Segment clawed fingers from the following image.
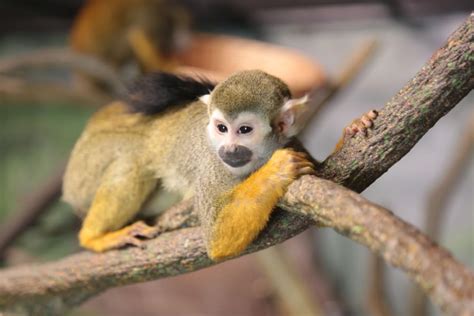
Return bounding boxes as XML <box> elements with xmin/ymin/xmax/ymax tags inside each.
<box><xmin>271</xmin><ymin>148</ymin><xmax>315</xmax><ymax>182</ymax></box>
<box><xmin>288</xmin><ymin>151</ymin><xmax>309</xmax><ymax>160</ymax></box>
<box><xmin>344</xmin><ymin>109</ymin><xmax>379</xmax><ymax>139</ymax></box>
<box><xmin>297</xmin><ymin>166</ymin><xmax>315</xmax><ymax>176</ymax></box>
<box><xmin>107</xmin><ymin>235</ymin><xmax>145</xmax><ymax>249</ymax></box>
<box><xmin>128</xmin><ymin>221</ymin><xmax>159</xmax><ymax>239</ymax></box>
<box><xmin>367</xmin><ymin>109</ymin><xmax>378</xmax><ymax>119</ymax></box>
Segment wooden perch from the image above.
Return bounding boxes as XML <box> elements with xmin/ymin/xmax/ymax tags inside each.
<box><xmin>0</xmin><ymin>12</ymin><xmax>473</xmax><ymax>316</ymax></box>
<box><xmin>0</xmin><ymin>48</ymin><xmax>125</xmax><ymax>105</ymax></box>
<box><xmin>410</xmin><ymin>112</ymin><xmax>474</xmax><ymax>316</ymax></box>
<box><xmin>0</xmin><ymin>48</ymin><xmax>125</xmax><ymax>95</ymax></box>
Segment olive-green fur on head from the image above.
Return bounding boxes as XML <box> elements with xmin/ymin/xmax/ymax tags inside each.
<box><xmin>210</xmin><ymin>70</ymin><xmax>291</xmax><ymax>120</ymax></box>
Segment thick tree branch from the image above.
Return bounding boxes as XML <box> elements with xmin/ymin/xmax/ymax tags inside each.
<box><xmin>0</xmin><ymin>12</ymin><xmax>473</xmax><ymax>316</ymax></box>
<box><xmin>410</xmin><ymin>111</ymin><xmax>474</xmax><ymax>316</ymax></box>
<box><xmin>281</xmin><ymin>177</ymin><xmax>474</xmax><ymax>314</ymax></box>
<box><xmin>319</xmin><ymin>12</ymin><xmax>474</xmax><ymax>191</ymax></box>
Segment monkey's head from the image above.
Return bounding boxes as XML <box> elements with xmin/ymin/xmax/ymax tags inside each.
<box><xmin>200</xmin><ymin>70</ymin><xmax>311</xmax><ymax>177</ymax></box>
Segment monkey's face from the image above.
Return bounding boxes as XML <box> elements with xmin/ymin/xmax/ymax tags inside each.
<box><xmin>207</xmin><ymin>109</ymin><xmax>280</xmax><ymax>177</ymax></box>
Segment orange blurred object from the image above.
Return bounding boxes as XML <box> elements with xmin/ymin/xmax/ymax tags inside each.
<box><xmin>176</xmin><ymin>33</ymin><xmax>326</xmax><ymax>97</ymax></box>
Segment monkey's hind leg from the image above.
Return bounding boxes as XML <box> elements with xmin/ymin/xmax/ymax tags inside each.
<box><xmin>79</xmin><ymin>162</ymin><xmax>158</xmax><ymax>252</ymax></box>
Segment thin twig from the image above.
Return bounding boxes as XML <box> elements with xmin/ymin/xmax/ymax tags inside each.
<box><xmin>306</xmin><ymin>231</ymin><xmax>348</xmax><ymax>315</ymax></box>
<box><xmin>0</xmin><ymin>167</ymin><xmax>65</xmax><ymax>260</ymax></box>
<box><xmin>0</xmin><ymin>48</ymin><xmax>125</xmax><ymax>96</ymax></box>
<box><xmin>0</xmin><ymin>79</ymin><xmax>111</xmax><ymax>106</ymax></box>
<box><xmin>256</xmin><ymin>247</ymin><xmax>323</xmax><ymax>316</ymax></box>
<box><xmin>366</xmin><ymin>255</ymin><xmax>394</xmax><ymax>316</ymax></box>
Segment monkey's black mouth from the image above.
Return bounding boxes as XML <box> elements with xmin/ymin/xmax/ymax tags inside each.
<box><xmin>218</xmin><ymin>146</ymin><xmax>252</xmax><ymax>168</ymax></box>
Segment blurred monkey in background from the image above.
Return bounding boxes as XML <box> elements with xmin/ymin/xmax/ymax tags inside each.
<box><xmin>70</xmin><ymin>0</ymin><xmax>190</xmax><ymax>92</ymax></box>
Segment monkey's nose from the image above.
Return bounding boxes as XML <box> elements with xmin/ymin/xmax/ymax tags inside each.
<box><xmin>228</xmin><ymin>144</ymin><xmax>238</xmax><ymax>153</ymax></box>
<box><xmin>218</xmin><ymin>145</ymin><xmax>252</xmax><ymax>168</ymax></box>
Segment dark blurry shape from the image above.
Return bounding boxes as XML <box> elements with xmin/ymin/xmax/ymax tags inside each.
<box><xmin>181</xmin><ymin>0</ymin><xmax>263</xmax><ymax>36</ymax></box>
<box><xmin>1</xmin><ymin>0</ymin><xmax>473</xmax><ymax>33</ymax></box>
<box><xmin>366</xmin><ymin>255</ymin><xmax>394</xmax><ymax>316</ymax></box>
<box><xmin>0</xmin><ymin>1</ymin><xmax>78</xmax><ymax>33</ymax></box>
<box><xmin>126</xmin><ymin>71</ymin><xmax>215</xmax><ymax>115</ymax></box>
<box><xmin>410</xmin><ymin>112</ymin><xmax>474</xmax><ymax>316</ymax></box>
<box><xmin>0</xmin><ymin>167</ymin><xmax>64</xmax><ymax>261</ymax></box>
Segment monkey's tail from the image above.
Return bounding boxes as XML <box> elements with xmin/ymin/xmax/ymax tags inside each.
<box><xmin>125</xmin><ymin>72</ymin><xmax>215</xmax><ymax>115</ymax></box>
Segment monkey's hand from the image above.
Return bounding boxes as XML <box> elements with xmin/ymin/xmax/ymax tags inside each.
<box><xmin>334</xmin><ymin>109</ymin><xmax>378</xmax><ymax>152</ymax></box>
<box><xmin>208</xmin><ymin>149</ymin><xmax>314</xmax><ymax>261</ymax></box>
<box><xmin>267</xmin><ymin>149</ymin><xmax>315</xmax><ymax>188</ymax></box>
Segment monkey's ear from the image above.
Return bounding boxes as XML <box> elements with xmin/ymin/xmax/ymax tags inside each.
<box><xmin>275</xmin><ymin>94</ymin><xmax>310</xmax><ymax>138</ymax></box>
<box><xmin>199</xmin><ymin>94</ymin><xmax>211</xmax><ymax>105</ymax></box>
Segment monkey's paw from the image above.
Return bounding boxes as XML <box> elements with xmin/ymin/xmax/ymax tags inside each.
<box><xmin>343</xmin><ymin>109</ymin><xmax>378</xmax><ymax>139</ymax></box>
<box><xmin>269</xmin><ymin>149</ymin><xmax>314</xmax><ymax>185</ymax></box>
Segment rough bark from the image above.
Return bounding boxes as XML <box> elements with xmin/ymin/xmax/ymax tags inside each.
<box><xmin>319</xmin><ymin>12</ymin><xmax>474</xmax><ymax>191</ymax></box>
<box><xmin>410</xmin><ymin>112</ymin><xmax>474</xmax><ymax>316</ymax></box>
<box><xmin>0</xmin><ymin>12</ymin><xmax>473</xmax><ymax>316</ymax></box>
<box><xmin>282</xmin><ymin>177</ymin><xmax>474</xmax><ymax>314</ymax></box>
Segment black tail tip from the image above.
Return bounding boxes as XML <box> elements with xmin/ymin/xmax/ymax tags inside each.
<box><xmin>125</xmin><ymin>72</ymin><xmax>215</xmax><ymax>115</ymax></box>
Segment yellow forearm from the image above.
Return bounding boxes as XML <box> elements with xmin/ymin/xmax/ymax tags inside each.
<box><xmin>208</xmin><ymin>163</ymin><xmax>285</xmax><ymax>260</ymax></box>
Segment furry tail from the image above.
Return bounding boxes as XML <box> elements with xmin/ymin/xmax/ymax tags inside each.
<box><xmin>125</xmin><ymin>72</ymin><xmax>215</xmax><ymax>115</ymax></box>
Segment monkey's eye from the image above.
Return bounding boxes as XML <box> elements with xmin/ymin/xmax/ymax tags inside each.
<box><xmin>217</xmin><ymin>124</ymin><xmax>228</xmax><ymax>133</ymax></box>
<box><xmin>238</xmin><ymin>126</ymin><xmax>253</xmax><ymax>134</ymax></box>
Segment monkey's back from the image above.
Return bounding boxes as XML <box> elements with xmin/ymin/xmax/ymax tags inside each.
<box><xmin>62</xmin><ymin>102</ymin><xmax>149</xmax><ymax>213</ymax></box>
<box><xmin>62</xmin><ymin>100</ymin><xmax>214</xmax><ymax>215</ymax></box>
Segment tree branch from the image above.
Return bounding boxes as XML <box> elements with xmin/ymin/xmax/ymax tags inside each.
<box><xmin>281</xmin><ymin>177</ymin><xmax>474</xmax><ymax>314</ymax></box>
<box><xmin>0</xmin><ymin>12</ymin><xmax>472</xmax><ymax>316</ymax></box>
<box><xmin>410</xmin><ymin>111</ymin><xmax>474</xmax><ymax>316</ymax></box>
<box><xmin>0</xmin><ymin>48</ymin><xmax>126</xmax><ymax>96</ymax></box>
<box><xmin>319</xmin><ymin>12</ymin><xmax>474</xmax><ymax>191</ymax></box>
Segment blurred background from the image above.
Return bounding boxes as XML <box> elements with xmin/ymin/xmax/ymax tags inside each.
<box><xmin>0</xmin><ymin>1</ymin><xmax>472</xmax><ymax>316</ymax></box>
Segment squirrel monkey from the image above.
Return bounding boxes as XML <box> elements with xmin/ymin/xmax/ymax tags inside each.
<box><xmin>70</xmin><ymin>0</ymin><xmax>189</xmax><ymax>90</ymax></box>
<box><xmin>63</xmin><ymin>70</ymin><xmax>377</xmax><ymax>261</ymax></box>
